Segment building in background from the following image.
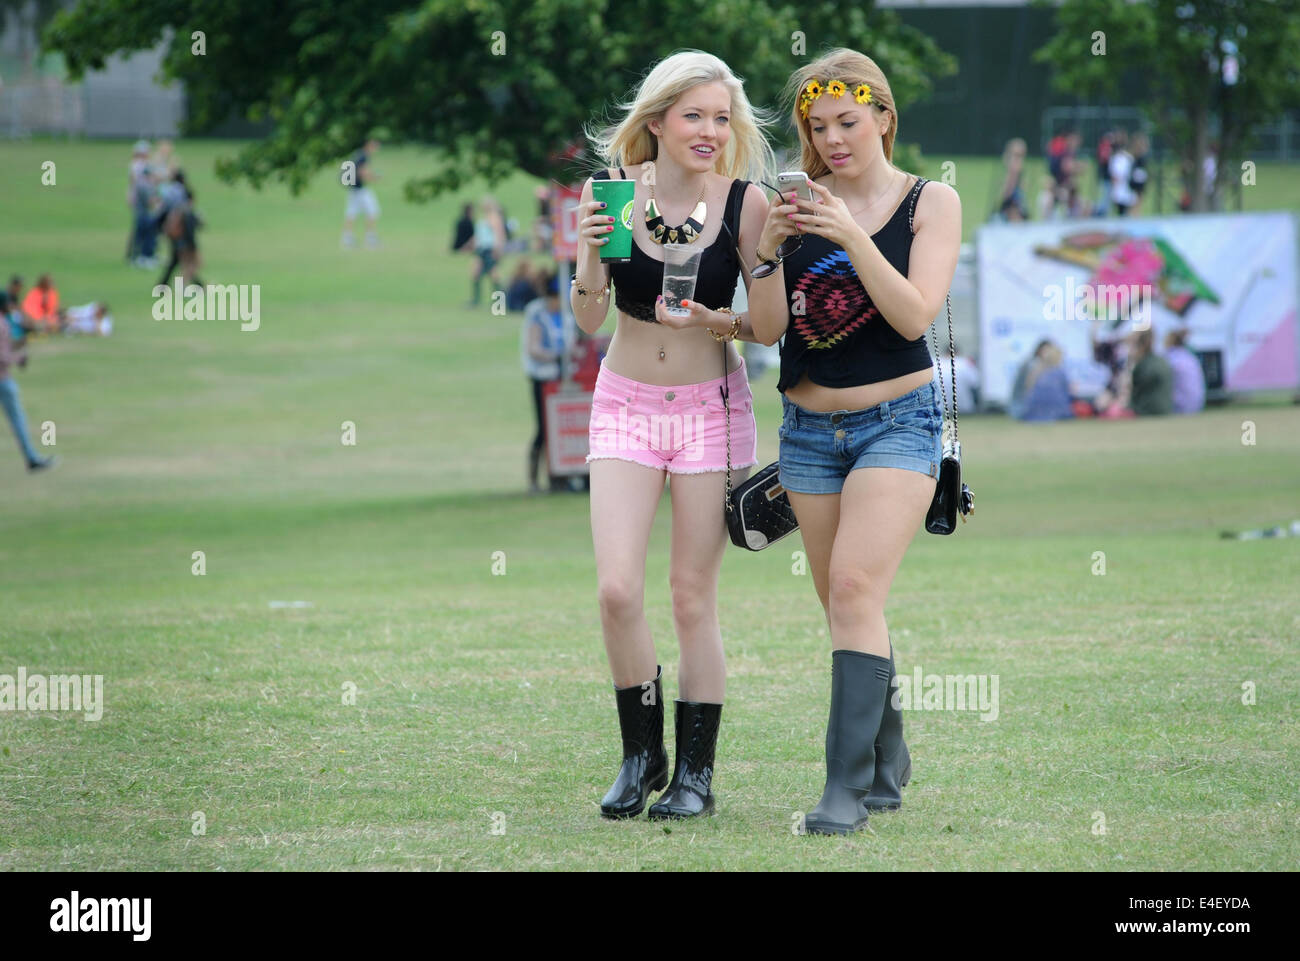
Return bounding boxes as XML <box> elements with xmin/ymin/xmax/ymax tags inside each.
<box><xmin>1</xmin><ymin>0</ymin><xmax>182</xmax><ymax>138</ymax></box>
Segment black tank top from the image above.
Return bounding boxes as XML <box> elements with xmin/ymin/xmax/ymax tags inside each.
<box><xmin>592</xmin><ymin>168</ymin><xmax>748</xmax><ymax>324</ymax></box>
<box><xmin>777</xmin><ymin>175</ymin><xmax>934</xmax><ymax>392</ymax></box>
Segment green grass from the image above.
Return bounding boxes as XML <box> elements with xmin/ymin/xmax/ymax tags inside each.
<box><xmin>0</xmin><ymin>139</ymin><xmax>1297</xmax><ymax>871</ymax></box>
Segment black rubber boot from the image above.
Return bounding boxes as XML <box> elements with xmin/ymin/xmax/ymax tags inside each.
<box><xmin>804</xmin><ymin>650</ymin><xmax>893</xmax><ymax>836</ymax></box>
<box><xmin>864</xmin><ymin>640</ymin><xmax>912</xmax><ymax>811</ymax></box>
<box><xmin>647</xmin><ymin>700</ymin><xmax>721</xmax><ymax>819</ymax></box>
<box><xmin>600</xmin><ymin>665</ymin><xmax>669</xmax><ymax>818</ymax></box>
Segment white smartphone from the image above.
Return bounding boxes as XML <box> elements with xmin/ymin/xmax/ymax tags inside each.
<box><xmin>776</xmin><ymin>170</ymin><xmax>813</xmax><ymax>204</ymax></box>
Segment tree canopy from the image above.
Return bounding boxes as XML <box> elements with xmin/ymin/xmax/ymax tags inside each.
<box><xmin>1035</xmin><ymin>0</ymin><xmax>1300</xmax><ymax>210</ymax></box>
<box><xmin>44</xmin><ymin>0</ymin><xmax>954</xmax><ymax>198</ymax></box>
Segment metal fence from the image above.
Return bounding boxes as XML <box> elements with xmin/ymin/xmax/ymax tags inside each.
<box><xmin>1</xmin><ymin>83</ymin><xmax>183</xmax><ymax>139</ymax></box>
<box><xmin>1043</xmin><ymin>105</ymin><xmax>1299</xmax><ymax>163</ymax></box>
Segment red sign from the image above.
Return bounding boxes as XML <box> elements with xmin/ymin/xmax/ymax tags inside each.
<box><xmin>551</xmin><ymin>183</ymin><xmax>583</xmax><ymax>261</ymax></box>
<box><xmin>544</xmin><ymin>388</ymin><xmax>595</xmax><ymax>476</ymax></box>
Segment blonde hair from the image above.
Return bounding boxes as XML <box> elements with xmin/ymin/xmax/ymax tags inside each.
<box><xmin>786</xmin><ymin>48</ymin><xmax>899</xmax><ymax>181</ymax></box>
<box><xmin>586</xmin><ymin>50</ymin><xmax>776</xmax><ymax>184</ymax></box>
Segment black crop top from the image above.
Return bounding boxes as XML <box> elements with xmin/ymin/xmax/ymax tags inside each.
<box><xmin>592</xmin><ymin>168</ymin><xmax>748</xmax><ymax>324</ymax></box>
<box><xmin>777</xmin><ymin>175</ymin><xmax>934</xmax><ymax>392</ymax></box>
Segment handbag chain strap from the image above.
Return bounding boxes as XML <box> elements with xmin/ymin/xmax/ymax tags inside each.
<box><xmin>908</xmin><ymin>177</ymin><xmax>958</xmax><ymax>443</ymax></box>
<box><xmin>929</xmin><ymin>292</ymin><xmax>959</xmax><ymax>443</ymax></box>
<box><xmin>722</xmin><ymin>338</ymin><xmax>733</xmax><ymax>513</ymax></box>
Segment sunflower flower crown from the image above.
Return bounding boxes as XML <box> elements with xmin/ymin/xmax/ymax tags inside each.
<box><xmin>798</xmin><ymin>78</ymin><xmax>873</xmax><ymax>119</ymax></box>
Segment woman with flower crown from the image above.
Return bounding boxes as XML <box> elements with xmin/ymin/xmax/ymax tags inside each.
<box><xmin>570</xmin><ymin>51</ymin><xmax>774</xmax><ymax>820</ymax></box>
<box><xmin>746</xmin><ymin>48</ymin><xmax>963</xmax><ymax>835</ymax></box>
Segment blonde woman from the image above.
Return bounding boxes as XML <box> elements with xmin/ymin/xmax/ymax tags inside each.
<box><xmin>746</xmin><ymin>48</ymin><xmax>962</xmax><ymax>834</ymax></box>
<box><xmin>571</xmin><ymin>51</ymin><xmax>774</xmax><ymax>819</ymax></box>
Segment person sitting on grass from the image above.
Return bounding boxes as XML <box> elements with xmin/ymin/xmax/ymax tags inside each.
<box><xmin>1164</xmin><ymin>328</ymin><xmax>1205</xmax><ymax>414</ymax></box>
<box><xmin>0</xmin><ymin>297</ymin><xmax>56</xmax><ymax>472</ymax></box>
<box><xmin>21</xmin><ymin>274</ymin><xmax>60</xmax><ymax>333</ymax></box>
<box><xmin>59</xmin><ymin>302</ymin><xmax>114</xmax><ymax>337</ymax></box>
<box><xmin>1014</xmin><ymin>340</ymin><xmax>1074</xmax><ymax>422</ymax></box>
<box><xmin>1126</xmin><ymin>328</ymin><xmax>1174</xmax><ymax>416</ymax></box>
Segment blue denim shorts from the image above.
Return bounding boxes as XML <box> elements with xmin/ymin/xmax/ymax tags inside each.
<box><xmin>778</xmin><ymin>381</ymin><xmax>943</xmax><ymax>495</ymax></box>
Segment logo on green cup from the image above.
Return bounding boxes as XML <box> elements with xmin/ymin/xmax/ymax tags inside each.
<box><xmin>621</xmin><ymin>200</ymin><xmax>634</xmax><ymax>230</ymax></box>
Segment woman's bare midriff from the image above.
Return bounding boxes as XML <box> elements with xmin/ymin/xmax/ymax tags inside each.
<box><xmin>603</xmin><ymin>311</ymin><xmax>744</xmax><ymax>385</ymax></box>
<box><xmin>783</xmin><ymin>365</ymin><xmax>934</xmax><ymax>412</ymax></box>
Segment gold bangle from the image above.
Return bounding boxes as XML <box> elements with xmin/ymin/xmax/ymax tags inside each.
<box><xmin>571</xmin><ymin>276</ymin><xmax>610</xmax><ymax>305</ymax></box>
<box><xmin>707</xmin><ymin>307</ymin><xmax>742</xmax><ymax>342</ymax></box>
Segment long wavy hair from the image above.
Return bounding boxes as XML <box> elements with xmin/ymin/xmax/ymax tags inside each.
<box><xmin>785</xmin><ymin>48</ymin><xmax>900</xmax><ymax>181</ymax></box>
<box><xmin>586</xmin><ymin>50</ymin><xmax>776</xmax><ymax>185</ymax></box>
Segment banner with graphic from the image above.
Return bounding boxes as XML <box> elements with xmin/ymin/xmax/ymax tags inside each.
<box><xmin>976</xmin><ymin>212</ymin><xmax>1299</xmax><ymax>407</ymax></box>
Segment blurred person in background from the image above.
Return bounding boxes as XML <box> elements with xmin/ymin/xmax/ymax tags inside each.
<box><xmin>151</xmin><ymin>139</ymin><xmax>175</xmax><ymax>182</ymax></box>
<box><xmin>1163</xmin><ymin>328</ymin><xmax>1205</xmax><ymax>414</ymax></box>
<box><xmin>1010</xmin><ymin>338</ymin><xmax>1050</xmax><ymax>418</ymax></box>
<box><xmin>1093</xmin><ymin>129</ymin><xmax>1114</xmax><ymax>216</ymax></box>
<box><xmin>0</xmin><ymin>296</ymin><xmax>56</xmax><ymax>472</ymax></box>
<box><xmin>342</xmin><ymin>138</ymin><xmax>382</xmax><ymax>249</ymax></box>
<box><xmin>1014</xmin><ymin>341</ymin><xmax>1074</xmax><ymax>422</ymax></box>
<box><xmin>505</xmin><ymin>261</ymin><xmax>543</xmax><ymax>313</ymax></box>
<box><xmin>1</xmin><ymin>292</ymin><xmax>29</xmax><ymax>348</ymax></box>
<box><xmin>451</xmin><ymin>203</ymin><xmax>474</xmax><ymax>253</ymax></box>
<box><xmin>21</xmin><ymin>274</ymin><xmax>60</xmax><ymax>333</ymax></box>
<box><xmin>156</xmin><ymin>171</ymin><xmax>204</xmax><ymax>289</ymax></box>
<box><xmin>1108</xmin><ymin>129</ymin><xmax>1136</xmax><ymax>217</ymax></box>
<box><xmin>468</xmin><ymin>197</ymin><xmax>506</xmax><ymax>307</ymax></box>
<box><xmin>1128</xmin><ymin>131</ymin><xmax>1150</xmax><ymax>215</ymax></box>
<box><xmin>1126</xmin><ymin>328</ymin><xmax>1174</xmax><ymax>416</ymax></box>
<box><xmin>157</xmin><ymin>171</ymin><xmax>203</xmax><ymax>289</ymax></box>
<box><xmin>996</xmin><ymin>138</ymin><xmax>1028</xmax><ymax>222</ymax></box>
<box><xmin>59</xmin><ymin>301</ymin><xmax>114</xmax><ymax>337</ymax></box>
<box><xmin>521</xmin><ymin>273</ymin><xmax>573</xmax><ymax>493</ymax></box>
<box><xmin>533</xmin><ymin>185</ymin><xmax>554</xmax><ymax>252</ymax></box>
<box><xmin>127</xmin><ymin>140</ymin><xmax>158</xmax><ymax>268</ymax></box>
<box><xmin>1046</xmin><ymin>128</ymin><xmax>1081</xmax><ymax>218</ymax></box>
<box><xmin>5</xmin><ymin>275</ymin><xmax>25</xmax><ymax>325</ymax></box>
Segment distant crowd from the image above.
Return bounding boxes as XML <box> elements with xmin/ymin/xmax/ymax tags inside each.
<box><xmin>1010</xmin><ymin>325</ymin><xmax>1205</xmax><ymax>422</ymax></box>
<box><xmin>994</xmin><ymin>126</ymin><xmax>1220</xmax><ymax>223</ymax></box>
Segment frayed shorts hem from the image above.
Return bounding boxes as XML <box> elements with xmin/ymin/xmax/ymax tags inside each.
<box><xmin>586</xmin><ymin>453</ymin><xmax>760</xmax><ymax>476</ymax></box>
<box><xmin>779</xmin><ymin>456</ymin><xmax>939</xmax><ymax>494</ymax></box>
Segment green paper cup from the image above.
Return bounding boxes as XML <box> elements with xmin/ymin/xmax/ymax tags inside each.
<box><xmin>592</xmin><ymin>179</ymin><xmax>636</xmax><ymax>263</ymax></box>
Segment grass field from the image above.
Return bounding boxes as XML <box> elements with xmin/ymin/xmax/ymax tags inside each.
<box><xmin>0</xmin><ymin>140</ymin><xmax>1297</xmax><ymax>871</ymax></box>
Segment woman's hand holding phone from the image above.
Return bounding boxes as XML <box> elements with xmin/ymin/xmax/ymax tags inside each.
<box><xmin>789</xmin><ymin>178</ymin><xmax>867</xmax><ymax>250</ymax></box>
<box><xmin>756</xmin><ymin>189</ymin><xmax>801</xmax><ymax>264</ymax></box>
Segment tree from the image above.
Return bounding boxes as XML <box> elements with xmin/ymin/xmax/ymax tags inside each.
<box><xmin>43</xmin><ymin>0</ymin><xmax>954</xmax><ymax>199</ymax></box>
<box><xmin>1035</xmin><ymin>0</ymin><xmax>1300</xmax><ymax>212</ymax></box>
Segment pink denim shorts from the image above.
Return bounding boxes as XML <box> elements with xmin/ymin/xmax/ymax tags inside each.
<box><xmin>586</xmin><ymin>357</ymin><xmax>759</xmax><ymax>474</ymax></box>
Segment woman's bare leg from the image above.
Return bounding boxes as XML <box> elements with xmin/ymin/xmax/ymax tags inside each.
<box><xmin>664</xmin><ymin>466</ymin><xmax>750</xmax><ymax>703</ymax></box>
<box><xmin>589</xmin><ymin>458</ymin><xmax>667</xmax><ymax>687</ymax></box>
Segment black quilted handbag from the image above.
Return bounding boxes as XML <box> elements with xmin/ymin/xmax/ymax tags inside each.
<box><xmin>719</xmin><ymin>342</ymin><xmax>800</xmax><ymax>551</ymax></box>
